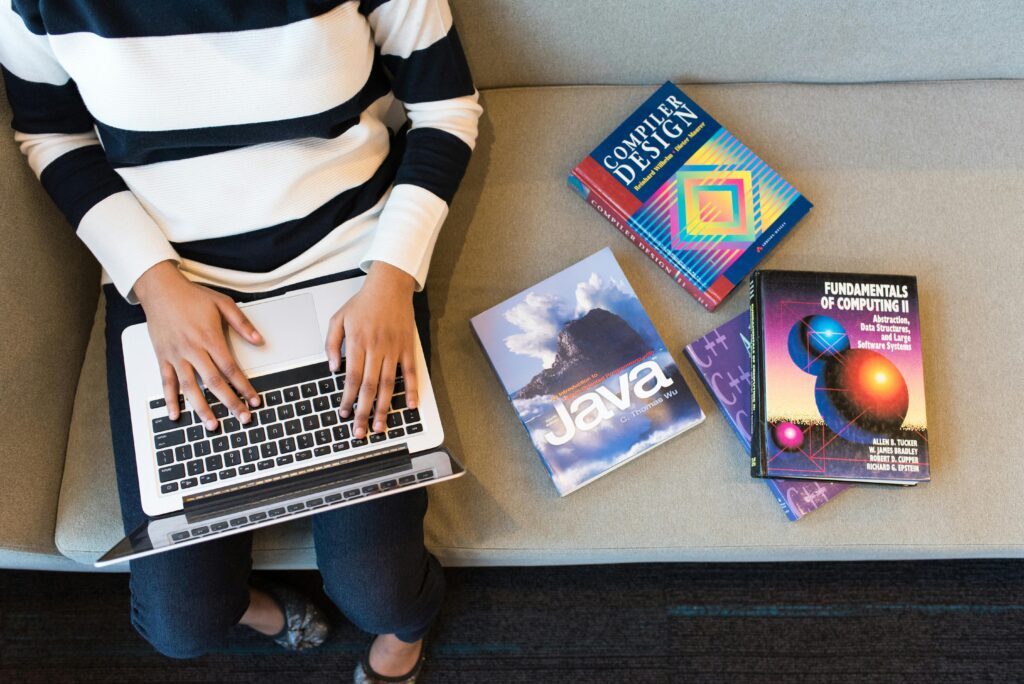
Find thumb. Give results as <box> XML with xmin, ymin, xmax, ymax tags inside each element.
<box><xmin>218</xmin><ymin>297</ymin><xmax>263</xmax><ymax>345</ymax></box>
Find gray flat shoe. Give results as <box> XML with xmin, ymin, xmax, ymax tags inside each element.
<box><xmin>353</xmin><ymin>637</ymin><xmax>426</xmax><ymax>683</ymax></box>
<box><xmin>256</xmin><ymin>579</ymin><xmax>330</xmax><ymax>651</ymax></box>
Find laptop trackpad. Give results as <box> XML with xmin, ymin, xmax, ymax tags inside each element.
<box><xmin>227</xmin><ymin>293</ymin><xmax>323</xmax><ymax>372</ymax></box>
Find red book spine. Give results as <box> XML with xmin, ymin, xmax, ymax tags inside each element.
<box><xmin>570</xmin><ymin>157</ymin><xmax>720</xmax><ymax>311</ymax></box>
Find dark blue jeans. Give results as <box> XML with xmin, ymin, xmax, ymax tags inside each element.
<box><xmin>104</xmin><ymin>270</ymin><xmax>443</xmax><ymax>659</ymax></box>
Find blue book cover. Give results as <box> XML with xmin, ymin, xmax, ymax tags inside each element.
<box><xmin>471</xmin><ymin>248</ymin><xmax>705</xmax><ymax>495</ymax></box>
<box><xmin>684</xmin><ymin>310</ymin><xmax>850</xmax><ymax>520</ymax></box>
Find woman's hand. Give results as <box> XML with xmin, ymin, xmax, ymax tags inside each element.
<box><xmin>134</xmin><ymin>260</ymin><xmax>263</xmax><ymax>430</ymax></box>
<box><xmin>325</xmin><ymin>261</ymin><xmax>419</xmax><ymax>439</ymax></box>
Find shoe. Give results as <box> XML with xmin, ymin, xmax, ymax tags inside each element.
<box><xmin>253</xmin><ymin>578</ymin><xmax>330</xmax><ymax>651</ymax></box>
<box><xmin>353</xmin><ymin>636</ymin><xmax>427</xmax><ymax>683</ymax></box>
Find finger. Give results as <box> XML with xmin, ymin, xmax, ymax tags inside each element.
<box><xmin>193</xmin><ymin>352</ymin><xmax>250</xmax><ymax>424</ymax></box>
<box><xmin>217</xmin><ymin>297</ymin><xmax>262</xmax><ymax>345</ymax></box>
<box><xmin>340</xmin><ymin>340</ymin><xmax>364</xmax><ymax>419</ymax></box>
<box><xmin>177</xmin><ymin>361</ymin><xmax>216</xmax><ymax>430</ymax></box>
<box><xmin>160</xmin><ymin>361</ymin><xmax>181</xmax><ymax>420</ymax></box>
<box><xmin>325</xmin><ymin>312</ymin><xmax>345</xmax><ymax>373</ymax></box>
<box><xmin>353</xmin><ymin>352</ymin><xmax>382</xmax><ymax>439</ymax></box>
<box><xmin>373</xmin><ymin>357</ymin><xmax>397</xmax><ymax>434</ymax></box>
<box><xmin>401</xmin><ymin>352</ymin><xmax>419</xmax><ymax>410</ymax></box>
<box><xmin>209</xmin><ymin>341</ymin><xmax>260</xmax><ymax>415</ymax></box>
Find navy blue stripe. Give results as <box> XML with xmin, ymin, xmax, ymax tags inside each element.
<box><xmin>12</xmin><ymin>0</ymin><xmax>352</xmax><ymax>37</ymax></box>
<box><xmin>39</xmin><ymin>146</ymin><xmax>128</xmax><ymax>227</ymax></box>
<box><xmin>1</xmin><ymin>67</ymin><xmax>94</xmax><ymax>134</ymax></box>
<box><xmin>394</xmin><ymin>127</ymin><xmax>471</xmax><ymax>204</ymax></box>
<box><xmin>170</xmin><ymin>130</ymin><xmax>405</xmax><ymax>272</ymax></box>
<box><xmin>383</xmin><ymin>26</ymin><xmax>475</xmax><ymax>104</ymax></box>
<box><xmin>97</xmin><ymin>59</ymin><xmax>391</xmax><ymax>168</ymax></box>
<box><xmin>357</xmin><ymin>0</ymin><xmax>391</xmax><ymax>16</ymax></box>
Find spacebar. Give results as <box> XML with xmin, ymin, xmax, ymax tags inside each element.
<box><xmin>250</xmin><ymin>361</ymin><xmax>332</xmax><ymax>393</ymax></box>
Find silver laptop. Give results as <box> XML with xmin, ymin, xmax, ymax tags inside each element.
<box><xmin>96</xmin><ymin>274</ymin><xmax>463</xmax><ymax>567</ymax></box>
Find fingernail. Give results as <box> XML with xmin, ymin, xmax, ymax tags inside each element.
<box><xmin>409</xmin><ymin>400</ymin><xmax>418</xmax><ymax>409</ymax></box>
<box><xmin>240</xmin><ymin>412</ymin><xmax>251</xmax><ymax>424</ymax></box>
<box><xmin>206</xmin><ymin>420</ymin><xmax>218</xmax><ymax>430</ymax></box>
<box><xmin>339</xmin><ymin>409</ymin><xmax>349</xmax><ymax>418</ymax></box>
<box><xmin>355</xmin><ymin>427</ymin><xmax>364</xmax><ymax>438</ymax></box>
<box><xmin>249</xmin><ymin>396</ymin><xmax>261</xmax><ymax>408</ymax></box>
<box><xmin>374</xmin><ymin>421</ymin><xmax>383</xmax><ymax>432</ymax></box>
<box><xmin>251</xmin><ymin>331</ymin><xmax>262</xmax><ymax>342</ymax></box>
<box><xmin>329</xmin><ymin>361</ymin><xmax>338</xmax><ymax>372</ymax></box>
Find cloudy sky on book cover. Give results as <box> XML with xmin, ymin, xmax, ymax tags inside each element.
<box><xmin>471</xmin><ymin>248</ymin><xmax>704</xmax><ymax>495</ymax></box>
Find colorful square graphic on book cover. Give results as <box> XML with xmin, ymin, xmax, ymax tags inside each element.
<box><xmin>672</xmin><ymin>168</ymin><xmax>756</xmax><ymax>250</ymax></box>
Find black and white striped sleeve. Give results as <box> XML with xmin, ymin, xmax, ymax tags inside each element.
<box><xmin>1</xmin><ymin>4</ymin><xmax>178</xmax><ymax>301</ymax></box>
<box><xmin>358</xmin><ymin>0</ymin><xmax>482</xmax><ymax>288</ymax></box>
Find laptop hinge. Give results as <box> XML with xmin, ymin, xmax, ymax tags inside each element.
<box><xmin>180</xmin><ymin>444</ymin><xmax>411</xmax><ymax>517</ymax></box>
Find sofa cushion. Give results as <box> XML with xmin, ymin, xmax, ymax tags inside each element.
<box><xmin>57</xmin><ymin>80</ymin><xmax>1024</xmax><ymax>567</ymax></box>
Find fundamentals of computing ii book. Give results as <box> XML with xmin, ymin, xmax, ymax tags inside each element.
<box><xmin>470</xmin><ymin>248</ymin><xmax>705</xmax><ymax>496</ymax></box>
<box><xmin>569</xmin><ymin>82</ymin><xmax>812</xmax><ymax>311</ymax></box>
<box><xmin>684</xmin><ymin>310</ymin><xmax>850</xmax><ymax>520</ymax></box>
<box><xmin>750</xmin><ymin>270</ymin><xmax>930</xmax><ymax>485</ymax></box>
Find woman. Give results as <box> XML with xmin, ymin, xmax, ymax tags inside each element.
<box><xmin>1</xmin><ymin>1</ymin><xmax>481</xmax><ymax>680</ymax></box>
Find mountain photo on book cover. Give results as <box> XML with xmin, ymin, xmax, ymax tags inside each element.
<box><xmin>471</xmin><ymin>249</ymin><xmax>704</xmax><ymax>495</ymax></box>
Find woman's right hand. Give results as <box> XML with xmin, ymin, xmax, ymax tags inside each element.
<box><xmin>133</xmin><ymin>260</ymin><xmax>263</xmax><ymax>430</ymax></box>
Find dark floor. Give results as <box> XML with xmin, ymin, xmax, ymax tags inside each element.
<box><xmin>1</xmin><ymin>560</ymin><xmax>1023</xmax><ymax>683</ymax></box>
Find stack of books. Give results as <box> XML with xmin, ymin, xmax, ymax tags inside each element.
<box><xmin>471</xmin><ymin>82</ymin><xmax>929</xmax><ymax>518</ymax></box>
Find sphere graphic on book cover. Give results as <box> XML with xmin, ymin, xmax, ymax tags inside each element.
<box><xmin>771</xmin><ymin>421</ymin><xmax>805</xmax><ymax>451</ymax></box>
<box><xmin>787</xmin><ymin>317</ymin><xmax>909</xmax><ymax>444</ymax></box>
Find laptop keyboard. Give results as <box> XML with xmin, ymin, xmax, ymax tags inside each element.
<box><xmin>150</xmin><ymin>361</ymin><xmax>423</xmax><ymax>495</ymax></box>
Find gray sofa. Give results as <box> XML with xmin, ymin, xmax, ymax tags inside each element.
<box><xmin>2</xmin><ymin>1</ymin><xmax>1022</xmax><ymax>571</ymax></box>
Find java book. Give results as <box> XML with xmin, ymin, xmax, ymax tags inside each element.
<box><xmin>750</xmin><ymin>270</ymin><xmax>930</xmax><ymax>484</ymax></box>
<box><xmin>684</xmin><ymin>310</ymin><xmax>850</xmax><ymax>520</ymax></box>
<box><xmin>569</xmin><ymin>82</ymin><xmax>812</xmax><ymax>312</ymax></box>
<box><xmin>470</xmin><ymin>248</ymin><xmax>705</xmax><ymax>496</ymax></box>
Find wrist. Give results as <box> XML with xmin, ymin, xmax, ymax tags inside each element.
<box><xmin>365</xmin><ymin>261</ymin><xmax>417</xmax><ymax>295</ymax></box>
<box><xmin>133</xmin><ymin>260</ymin><xmax>184</xmax><ymax>304</ymax></box>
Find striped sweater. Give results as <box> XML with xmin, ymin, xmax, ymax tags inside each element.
<box><xmin>0</xmin><ymin>0</ymin><xmax>482</xmax><ymax>300</ymax></box>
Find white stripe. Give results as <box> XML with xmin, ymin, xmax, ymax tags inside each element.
<box><xmin>115</xmin><ymin>101</ymin><xmax>393</xmax><ymax>241</ymax></box>
<box><xmin>406</xmin><ymin>91</ymin><xmax>482</xmax><ymax>148</ymax></box>
<box><xmin>13</xmin><ymin>130</ymin><xmax>101</xmax><ymax>176</ymax></box>
<box><xmin>0</xmin><ymin>6</ymin><xmax>69</xmax><ymax>84</ymax></box>
<box><xmin>368</xmin><ymin>0</ymin><xmax>452</xmax><ymax>58</ymax></box>
<box><xmin>360</xmin><ymin>183</ymin><xmax>448</xmax><ymax>289</ymax></box>
<box><xmin>77</xmin><ymin>191</ymin><xmax>180</xmax><ymax>301</ymax></box>
<box><xmin>48</xmin><ymin>3</ymin><xmax>374</xmax><ymax>131</ymax></box>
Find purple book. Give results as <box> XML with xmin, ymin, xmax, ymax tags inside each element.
<box><xmin>684</xmin><ymin>310</ymin><xmax>849</xmax><ymax>520</ymax></box>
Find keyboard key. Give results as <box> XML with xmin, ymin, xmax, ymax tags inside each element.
<box><xmin>387</xmin><ymin>428</ymin><xmax>405</xmax><ymax>439</ymax></box>
<box><xmin>279</xmin><ymin>437</ymin><xmax>296</xmax><ymax>453</ymax></box>
<box><xmin>318</xmin><ymin>379</ymin><xmax>334</xmax><ymax>394</ymax></box>
<box><xmin>267</xmin><ymin>424</ymin><xmax>284</xmax><ymax>440</ymax></box>
<box><xmin>181</xmin><ymin>477</ymin><xmax>198</xmax><ymax>489</ymax></box>
<box><xmin>391</xmin><ymin>393</ymin><xmax>407</xmax><ymax>410</ymax></box>
<box><xmin>150</xmin><ymin>398</ymin><xmax>166</xmax><ymax>409</ymax></box>
<box><xmin>344</xmin><ymin>489</ymin><xmax>361</xmax><ymax>499</ymax></box>
<box><xmin>205</xmin><ymin>454</ymin><xmax>223</xmax><ymax>471</ymax></box>
<box><xmin>314</xmin><ymin>446</ymin><xmax>331</xmax><ymax>457</ymax></box>
<box><xmin>276</xmin><ymin>455</ymin><xmax>294</xmax><ymax>466</ymax></box>
<box><xmin>296</xmin><ymin>450</ymin><xmax>313</xmax><ymax>461</ymax></box>
<box><xmin>362</xmin><ymin>484</ymin><xmax>380</xmax><ymax>494</ymax></box>
<box><xmin>159</xmin><ymin>464</ymin><xmax>185</xmax><ymax>483</ymax></box>
<box><xmin>200</xmin><ymin>473</ymin><xmax>218</xmax><ymax>485</ymax></box>
<box><xmin>306</xmin><ymin>497</ymin><xmax>323</xmax><ymax>507</ymax></box>
<box><xmin>265</xmin><ymin>390</ymin><xmax>283</xmax><ymax>406</ymax></box>
<box><xmin>319</xmin><ymin>410</ymin><xmax>338</xmax><ymax>427</ymax></box>
<box><xmin>186</xmin><ymin>460</ymin><xmax>204</xmax><ymax>476</ymax></box>
<box><xmin>416</xmin><ymin>471</ymin><xmax>433</xmax><ymax>481</ymax></box>
<box><xmin>332</xmin><ymin>441</ymin><xmax>350</xmax><ymax>452</ymax></box>
<box><xmin>332</xmin><ymin>425</ymin><xmax>350</xmax><ymax>441</ymax></box>
<box><xmin>301</xmin><ymin>383</ymin><xmax>317</xmax><ymax>398</ymax></box>
<box><xmin>261</xmin><ymin>442</ymin><xmax>278</xmax><ymax>459</ymax></box>
<box><xmin>403</xmin><ymin>408</ymin><xmax>420</xmax><ymax>424</ymax></box>
<box><xmin>315</xmin><ymin>429</ymin><xmax>332</xmax><ymax>445</ymax></box>
<box><xmin>296</xmin><ymin>400</ymin><xmax>312</xmax><ymax>416</ymax></box>
<box><xmin>249</xmin><ymin>512</ymin><xmax>268</xmax><ymax>522</ymax></box>
<box><xmin>219</xmin><ymin>468</ymin><xmax>237</xmax><ymax>480</ymax></box>
<box><xmin>257</xmin><ymin>460</ymin><xmax>274</xmax><ymax>471</ymax></box>
<box><xmin>258</xmin><ymin>408</ymin><xmax>277</xmax><ymax>424</ymax></box>
<box><xmin>380</xmin><ymin>479</ymin><xmax>397</xmax><ymax>491</ymax></box>
<box><xmin>335</xmin><ymin>376</ymin><xmax>346</xmax><ymax>392</ymax></box>
<box><xmin>386</xmin><ymin>412</ymin><xmax>403</xmax><ymax>428</ymax></box>
<box><xmin>160</xmin><ymin>483</ymin><xmax>178</xmax><ymax>494</ymax></box>
<box><xmin>242</xmin><ymin>447</ymin><xmax>260</xmax><ymax>462</ymax></box>
<box><xmin>330</xmin><ymin>392</ymin><xmax>343</xmax><ymax>407</ymax></box>
<box><xmin>283</xmin><ymin>387</ymin><xmax>300</xmax><ymax>402</ymax></box>
<box><xmin>303</xmin><ymin>415</ymin><xmax>320</xmax><ymax>431</ymax></box>
<box><xmin>152</xmin><ymin>413</ymin><xmax>192</xmax><ymax>433</ymax></box>
<box><xmin>186</xmin><ymin>425</ymin><xmax>205</xmax><ymax>442</ymax></box>
<box><xmin>211</xmin><ymin>404</ymin><xmax>229</xmax><ymax>419</ymax></box>
<box><xmin>394</xmin><ymin>376</ymin><xmax>405</xmax><ymax>393</ymax></box>
<box><xmin>313</xmin><ymin>396</ymin><xmax>330</xmax><ymax>412</ymax></box>
<box><xmin>230</xmin><ymin>517</ymin><xmax>248</xmax><ymax>526</ymax></box>
<box><xmin>156</xmin><ymin>449</ymin><xmax>174</xmax><ymax>466</ymax></box>
<box><xmin>212</xmin><ymin>436</ymin><xmax>229</xmax><ymax>452</ymax></box>
<box><xmin>230</xmin><ymin>433</ymin><xmax>247</xmax><ymax>448</ymax></box>
<box><xmin>204</xmin><ymin>423</ymin><xmax>222</xmax><ymax>437</ymax></box>
<box><xmin>298</xmin><ymin>434</ymin><xmax>314</xmax><ymax>449</ymax></box>
<box><xmin>284</xmin><ymin>419</ymin><xmax>302</xmax><ymax>436</ymax></box>
<box><xmin>370</xmin><ymin>433</ymin><xmax>386</xmax><ymax>443</ymax></box>
<box><xmin>268</xmin><ymin>507</ymin><xmax>286</xmax><ymax>517</ymax></box>
<box><xmin>239</xmin><ymin>464</ymin><xmax>256</xmax><ymax>474</ymax></box>
<box><xmin>407</xmin><ymin>423</ymin><xmax>423</xmax><ymax>434</ymax></box>
<box><xmin>278</xmin><ymin>404</ymin><xmax>295</xmax><ymax>420</ymax></box>
<box><xmin>190</xmin><ymin>526</ymin><xmax>208</xmax><ymax>537</ymax></box>
<box><xmin>225</xmin><ymin>450</ymin><xmax>242</xmax><ymax>467</ymax></box>
<box><xmin>248</xmin><ymin>427</ymin><xmax>266</xmax><ymax>443</ymax></box>
<box><xmin>222</xmin><ymin>417</ymin><xmax>240</xmax><ymax>433</ymax></box>
<box><xmin>211</xmin><ymin>522</ymin><xmax>229</xmax><ymax>532</ymax></box>
<box><xmin>398</xmin><ymin>475</ymin><xmax>416</xmax><ymax>485</ymax></box>
<box><xmin>154</xmin><ymin>430</ymin><xmax>186</xmax><ymax>450</ymax></box>
<box><xmin>287</xmin><ymin>503</ymin><xmax>305</xmax><ymax>512</ymax></box>
<box><xmin>351</xmin><ymin>437</ymin><xmax>368</xmax><ymax>448</ymax></box>
<box><xmin>174</xmin><ymin>444</ymin><xmax>193</xmax><ymax>462</ymax></box>
<box><xmin>325</xmin><ymin>493</ymin><xmax>343</xmax><ymax>503</ymax></box>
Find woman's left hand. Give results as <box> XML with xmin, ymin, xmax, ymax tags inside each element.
<box><xmin>325</xmin><ymin>262</ymin><xmax>420</xmax><ymax>439</ymax></box>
